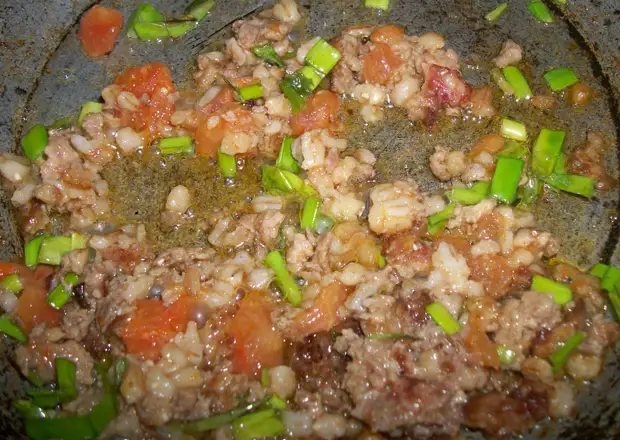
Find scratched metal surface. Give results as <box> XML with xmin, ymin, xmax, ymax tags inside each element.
<box><xmin>0</xmin><ymin>0</ymin><xmax>618</xmax><ymax>438</ymax></box>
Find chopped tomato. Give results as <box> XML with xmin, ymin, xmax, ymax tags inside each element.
<box><xmin>291</xmin><ymin>91</ymin><xmax>341</xmax><ymax>136</ymax></box>
<box><xmin>114</xmin><ymin>62</ymin><xmax>176</xmax><ymax>143</ymax></box>
<box><xmin>362</xmin><ymin>43</ymin><xmax>403</xmax><ymax>85</ymax></box>
<box><xmin>77</xmin><ymin>5</ymin><xmax>123</xmax><ymax>58</ymax></box>
<box><xmin>293</xmin><ymin>282</ymin><xmax>350</xmax><ymax>337</ymax></box>
<box><xmin>0</xmin><ymin>262</ymin><xmax>19</xmax><ymax>277</ymax></box>
<box><xmin>228</xmin><ymin>292</ymin><xmax>284</xmax><ymax>377</ymax></box>
<box><xmin>195</xmin><ymin>105</ymin><xmax>254</xmax><ymax>157</ymax></box>
<box><xmin>15</xmin><ymin>265</ymin><xmax>60</xmax><ymax>333</ymax></box>
<box><xmin>370</xmin><ymin>25</ymin><xmax>405</xmax><ymax>45</ymax></box>
<box><xmin>469</xmin><ymin>134</ymin><xmax>504</xmax><ymax>158</ymax></box>
<box><xmin>120</xmin><ymin>296</ymin><xmax>194</xmax><ymax>361</ymax></box>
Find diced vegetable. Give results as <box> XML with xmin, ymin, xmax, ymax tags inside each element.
<box><xmin>299</xmin><ymin>66</ymin><xmax>323</xmax><ymax>91</ymax></box>
<box><xmin>114</xmin><ymin>358</ymin><xmax>127</xmax><ymax>387</ymax></box>
<box><xmin>428</xmin><ymin>202</ymin><xmax>456</xmax><ymax>227</ymax></box>
<box><xmin>553</xmin><ymin>152</ymin><xmax>568</xmax><ymax>174</ymax></box>
<box><xmin>233</xmin><ymin>409</ymin><xmax>285</xmax><ymax>440</ymax></box>
<box><xmin>517</xmin><ymin>173</ymin><xmax>542</xmax><ymax>210</ymax></box>
<box><xmin>500</xmin><ymin>118</ymin><xmax>527</xmax><ymax>141</ymax></box>
<box><xmin>280</xmin><ymin>72</ymin><xmax>313</xmax><ymax>112</ymax></box>
<box><xmin>171</xmin><ymin>399</ymin><xmax>267</xmax><ymax>433</ymax></box>
<box><xmin>267</xmin><ymin>394</ymin><xmax>287</xmax><ymax>410</ymax></box>
<box><xmin>314</xmin><ymin>214</ymin><xmax>335</xmax><ymax>234</ymax></box>
<box><xmin>71</xmin><ymin>233</ymin><xmax>88</xmax><ymax>250</ymax></box>
<box><xmin>532</xmin><ymin>128</ymin><xmax>565</xmax><ymax>177</ymax></box>
<box><xmin>260</xmin><ymin>368</ymin><xmax>270</xmax><ymax>387</ymax></box>
<box><xmin>265</xmin><ymin>251</ymin><xmax>301</xmax><ymax>306</ymax></box>
<box><xmin>261</xmin><ymin>165</ymin><xmax>317</xmax><ymax>197</ymax></box>
<box><xmin>37</xmin><ymin>236</ymin><xmax>73</xmax><ymax>266</ymax></box>
<box><xmin>366</xmin><ymin>333</ymin><xmax>416</xmax><ymax>340</ymax></box>
<box><xmin>611</xmin><ymin>282</ymin><xmax>620</xmax><ymax>320</ymax></box>
<box><xmin>27</xmin><ymin>358</ymin><xmax>77</xmax><ymax>408</ymax></box>
<box><xmin>502</xmin><ymin>66</ymin><xmax>533</xmax><ymax>99</ymax></box>
<box><xmin>364</xmin><ymin>0</ymin><xmax>390</xmax><ymax>10</ymax></box>
<box><xmin>531</xmin><ymin>274</ymin><xmax>572</xmax><ymax>305</ymax></box>
<box><xmin>238</xmin><ymin>84</ymin><xmax>263</xmax><ymax>102</ymax></box>
<box><xmin>21</xmin><ymin>124</ymin><xmax>48</xmax><ymax>161</ymax></box>
<box><xmin>252</xmin><ymin>44</ymin><xmax>284</xmax><ymax>68</ymax></box>
<box><xmin>159</xmin><ymin>136</ymin><xmax>194</xmax><ymax>154</ymax></box>
<box><xmin>544</xmin><ymin>67</ymin><xmax>579</xmax><ymax>91</ymax></box>
<box><xmin>49</xmin><ymin>116</ymin><xmax>74</xmax><ymax>130</ymax></box>
<box><xmin>78</xmin><ymin>101</ymin><xmax>103</xmax><ymax>125</ymax></box>
<box><xmin>601</xmin><ymin>266</ymin><xmax>620</xmax><ymax>292</ymax></box>
<box><xmin>304</xmin><ymin>39</ymin><xmax>342</xmax><ymax>76</ymax></box>
<box><xmin>544</xmin><ymin>173</ymin><xmax>595</xmax><ymax>198</ymax></box>
<box><xmin>426</xmin><ymin>302</ymin><xmax>462</xmax><ymax>335</ymax></box>
<box><xmin>497</xmin><ymin>344</ymin><xmax>516</xmax><ymax>364</ymax></box>
<box><xmin>490</xmin><ymin>156</ymin><xmax>524</xmax><ymax>204</ymax></box>
<box><xmin>1</xmin><ymin>274</ymin><xmax>23</xmax><ymax>294</ymax></box>
<box><xmin>448</xmin><ymin>182</ymin><xmax>490</xmax><ymax>205</ymax></box>
<box><xmin>490</xmin><ymin>68</ymin><xmax>515</xmax><ymax>95</ymax></box>
<box><xmin>497</xmin><ymin>140</ymin><xmax>529</xmax><ymax>159</ymax></box>
<box><xmin>46</xmin><ymin>272</ymin><xmax>79</xmax><ymax>310</ymax></box>
<box><xmin>186</xmin><ymin>0</ymin><xmax>215</xmax><ymax>21</ymax></box>
<box><xmin>217</xmin><ymin>150</ymin><xmax>237</xmax><ymax>178</ymax></box>
<box><xmin>275</xmin><ymin>136</ymin><xmax>300</xmax><ymax>173</ymax></box>
<box><xmin>77</xmin><ymin>5</ymin><xmax>124</xmax><ymax>58</ymax></box>
<box><xmin>0</xmin><ymin>314</ymin><xmax>27</xmax><ymax>343</ymax></box>
<box><xmin>300</xmin><ymin>197</ymin><xmax>321</xmax><ymax>230</ymax></box>
<box><xmin>527</xmin><ymin>0</ymin><xmax>554</xmax><ymax>23</ymax></box>
<box><xmin>127</xmin><ymin>3</ymin><xmax>163</xmax><ymax>37</ymax></box>
<box><xmin>485</xmin><ymin>2</ymin><xmax>508</xmax><ymax>21</ymax></box>
<box><xmin>549</xmin><ymin>332</ymin><xmax>585</xmax><ymax>372</ymax></box>
<box><xmin>134</xmin><ymin>20</ymin><xmax>198</xmax><ymax>40</ymax></box>
<box><xmin>589</xmin><ymin>263</ymin><xmax>610</xmax><ymax>279</ymax></box>
<box><xmin>377</xmin><ymin>251</ymin><xmax>386</xmax><ymax>269</ymax></box>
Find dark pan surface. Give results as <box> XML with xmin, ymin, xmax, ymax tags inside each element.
<box><xmin>0</xmin><ymin>1</ymin><xmax>618</xmax><ymax>438</ymax></box>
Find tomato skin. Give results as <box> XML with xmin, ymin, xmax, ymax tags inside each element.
<box><xmin>120</xmin><ymin>296</ymin><xmax>194</xmax><ymax>361</ymax></box>
<box><xmin>114</xmin><ymin>62</ymin><xmax>176</xmax><ymax>143</ymax></box>
<box><xmin>0</xmin><ymin>262</ymin><xmax>19</xmax><ymax>277</ymax></box>
<box><xmin>77</xmin><ymin>5</ymin><xmax>123</xmax><ymax>58</ymax></box>
<box><xmin>228</xmin><ymin>292</ymin><xmax>284</xmax><ymax>378</ymax></box>
<box><xmin>370</xmin><ymin>25</ymin><xmax>405</xmax><ymax>45</ymax></box>
<box><xmin>362</xmin><ymin>43</ymin><xmax>403</xmax><ymax>85</ymax></box>
<box><xmin>290</xmin><ymin>91</ymin><xmax>341</xmax><ymax>136</ymax></box>
<box><xmin>293</xmin><ymin>282</ymin><xmax>350</xmax><ymax>337</ymax></box>
<box><xmin>14</xmin><ymin>265</ymin><xmax>60</xmax><ymax>333</ymax></box>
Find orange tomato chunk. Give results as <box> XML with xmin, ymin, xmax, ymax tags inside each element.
<box><xmin>362</xmin><ymin>42</ymin><xmax>403</xmax><ymax>85</ymax></box>
<box><xmin>15</xmin><ymin>265</ymin><xmax>60</xmax><ymax>333</ymax></box>
<box><xmin>293</xmin><ymin>282</ymin><xmax>350</xmax><ymax>337</ymax></box>
<box><xmin>290</xmin><ymin>91</ymin><xmax>341</xmax><ymax>136</ymax></box>
<box><xmin>77</xmin><ymin>5</ymin><xmax>123</xmax><ymax>58</ymax></box>
<box><xmin>370</xmin><ymin>25</ymin><xmax>405</xmax><ymax>45</ymax></box>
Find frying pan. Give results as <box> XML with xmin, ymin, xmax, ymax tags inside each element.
<box><xmin>0</xmin><ymin>0</ymin><xmax>618</xmax><ymax>438</ymax></box>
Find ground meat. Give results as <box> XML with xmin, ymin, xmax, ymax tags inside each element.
<box><xmin>568</xmin><ymin>131</ymin><xmax>615</xmax><ymax>190</ymax></box>
<box><xmin>492</xmin><ymin>40</ymin><xmax>523</xmax><ymax>68</ymax></box>
<box><xmin>429</xmin><ymin>147</ymin><xmax>469</xmax><ymax>181</ymax></box>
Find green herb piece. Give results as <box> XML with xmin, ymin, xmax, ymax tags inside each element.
<box><xmin>24</xmin><ymin>235</ymin><xmax>49</xmax><ymax>268</ymax></box>
<box><xmin>275</xmin><ymin>136</ymin><xmax>300</xmax><ymax>174</ymax></box>
<box><xmin>252</xmin><ymin>44</ymin><xmax>284</xmax><ymax>68</ymax></box>
<box><xmin>544</xmin><ymin>173</ymin><xmax>595</xmax><ymax>198</ymax></box>
<box><xmin>502</xmin><ymin>66</ymin><xmax>533</xmax><ymax>99</ymax></box>
<box><xmin>532</xmin><ymin>128</ymin><xmax>566</xmax><ymax>177</ymax></box>
<box><xmin>485</xmin><ymin>2</ymin><xmax>508</xmax><ymax>21</ymax></box>
<box><xmin>426</xmin><ymin>302</ymin><xmax>462</xmax><ymax>335</ymax></box>
<box><xmin>37</xmin><ymin>236</ymin><xmax>73</xmax><ymax>266</ymax></box>
<box><xmin>171</xmin><ymin>399</ymin><xmax>267</xmax><ymax>433</ymax></box>
<box><xmin>500</xmin><ymin>118</ymin><xmax>528</xmax><ymax>141</ymax></box>
<box><xmin>186</xmin><ymin>0</ymin><xmax>215</xmax><ymax>21</ymax></box>
<box><xmin>134</xmin><ymin>20</ymin><xmax>198</xmax><ymax>40</ymax></box>
<box><xmin>601</xmin><ymin>266</ymin><xmax>620</xmax><ymax>292</ymax></box>
<box><xmin>27</xmin><ymin>358</ymin><xmax>77</xmax><ymax>408</ymax></box>
<box><xmin>490</xmin><ymin>156</ymin><xmax>525</xmax><ymax>204</ymax></box>
<box><xmin>544</xmin><ymin>67</ymin><xmax>579</xmax><ymax>91</ymax></box>
<box><xmin>491</xmin><ymin>68</ymin><xmax>515</xmax><ymax>95</ymax></box>
<box><xmin>553</xmin><ymin>152</ymin><xmax>568</xmax><ymax>174</ymax></box>
<box><xmin>528</xmin><ymin>0</ymin><xmax>554</xmax><ymax>23</ymax></box>
<box><xmin>21</xmin><ymin>124</ymin><xmax>48</xmax><ymax>161</ymax></box>
<box><xmin>517</xmin><ymin>173</ymin><xmax>542</xmax><ymax>210</ymax></box>
<box><xmin>46</xmin><ymin>272</ymin><xmax>79</xmax><ymax>310</ymax></box>
<box><xmin>232</xmin><ymin>409</ymin><xmax>285</xmax><ymax>440</ymax></box>
<box><xmin>314</xmin><ymin>214</ymin><xmax>335</xmax><ymax>235</ymax></box>
<box><xmin>127</xmin><ymin>3</ymin><xmax>163</xmax><ymax>38</ymax></box>
<box><xmin>261</xmin><ymin>165</ymin><xmax>317</xmax><ymax>197</ymax></box>
<box><xmin>497</xmin><ymin>344</ymin><xmax>516</xmax><ymax>364</ymax></box>
<box><xmin>549</xmin><ymin>332</ymin><xmax>585</xmax><ymax>372</ymax></box>
<box><xmin>280</xmin><ymin>70</ymin><xmax>315</xmax><ymax>112</ymax></box>
<box><xmin>78</xmin><ymin>102</ymin><xmax>103</xmax><ymax>125</ymax></box>
<box><xmin>304</xmin><ymin>39</ymin><xmax>342</xmax><ymax>76</ymax></box>
<box><xmin>260</xmin><ymin>368</ymin><xmax>270</xmax><ymax>387</ymax></box>
<box><xmin>50</xmin><ymin>116</ymin><xmax>74</xmax><ymax>130</ymax></box>
<box><xmin>447</xmin><ymin>182</ymin><xmax>490</xmax><ymax>205</ymax></box>
<box><xmin>300</xmin><ymin>197</ymin><xmax>321</xmax><ymax>230</ymax></box>
<box><xmin>239</xmin><ymin>83</ymin><xmax>263</xmax><ymax>102</ymax></box>
<box><xmin>531</xmin><ymin>274</ymin><xmax>572</xmax><ymax>305</ymax></box>
<box><xmin>1</xmin><ymin>274</ymin><xmax>23</xmax><ymax>294</ymax></box>
<box><xmin>589</xmin><ymin>263</ymin><xmax>610</xmax><ymax>279</ymax></box>
<box><xmin>0</xmin><ymin>314</ymin><xmax>27</xmax><ymax>343</ymax></box>
<box><xmin>217</xmin><ymin>150</ymin><xmax>237</xmax><ymax>178</ymax></box>
<box><xmin>267</xmin><ymin>394</ymin><xmax>287</xmax><ymax>410</ymax></box>
<box><xmin>115</xmin><ymin>359</ymin><xmax>127</xmax><ymax>388</ymax></box>
<box><xmin>265</xmin><ymin>250</ymin><xmax>302</xmax><ymax>306</ymax></box>
<box><xmin>299</xmin><ymin>66</ymin><xmax>323</xmax><ymax>91</ymax></box>
<box><xmin>159</xmin><ymin>136</ymin><xmax>194</xmax><ymax>155</ymax></box>
<box><xmin>364</xmin><ymin>0</ymin><xmax>390</xmax><ymax>10</ymax></box>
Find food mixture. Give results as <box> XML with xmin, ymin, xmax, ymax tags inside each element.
<box><xmin>1</xmin><ymin>1</ymin><xmax>619</xmax><ymax>439</ymax></box>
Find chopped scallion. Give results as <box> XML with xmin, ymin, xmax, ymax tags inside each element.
<box><xmin>304</xmin><ymin>39</ymin><xmax>342</xmax><ymax>76</ymax></box>
<box><xmin>553</xmin><ymin>152</ymin><xmax>568</xmax><ymax>174</ymax></box>
<box><xmin>1</xmin><ymin>274</ymin><xmax>23</xmax><ymax>294</ymax></box>
<box><xmin>261</xmin><ymin>165</ymin><xmax>317</xmax><ymax>197</ymax></box>
<box><xmin>428</xmin><ymin>202</ymin><xmax>456</xmax><ymax>227</ymax></box>
<box><xmin>300</xmin><ymin>197</ymin><xmax>321</xmax><ymax>230</ymax></box>
<box><xmin>611</xmin><ymin>282</ymin><xmax>620</xmax><ymax>320</ymax></box>
<box><xmin>531</xmin><ymin>274</ymin><xmax>572</xmax><ymax>305</ymax></box>
<box><xmin>252</xmin><ymin>44</ymin><xmax>284</xmax><ymax>68</ymax></box>
<box><xmin>377</xmin><ymin>251</ymin><xmax>386</xmax><ymax>269</ymax></box>
<box><xmin>0</xmin><ymin>314</ymin><xmax>27</xmax><ymax>343</ymax></box>
<box><xmin>497</xmin><ymin>140</ymin><xmax>529</xmax><ymax>159</ymax></box>
<box><xmin>517</xmin><ymin>173</ymin><xmax>542</xmax><ymax>210</ymax></box>
<box><xmin>127</xmin><ymin>3</ymin><xmax>163</xmax><ymax>38</ymax></box>
<box><xmin>232</xmin><ymin>409</ymin><xmax>285</xmax><ymax>440</ymax></box>
<box><xmin>299</xmin><ymin>65</ymin><xmax>324</xmax><ymax>91</ymax></box>
<box><xmin>134</xmin><ymin>20</ymin><xmax>198</xmax><ymax>40</ymax></box>
<box><xmin>544</xmin><ymin>173</ymin><xmax>595</xmax><ymax>198</ymax></box>
<box><xmin>497</xmin><ymin>344</ymin><xmax>516</xmax><ymax>364</ymax></box>
<box><xmin>260</xmin><ymin>368</ymin><xmax>270</xmax><ymax>387</ymax></box>
<box><xmin>528</xmin><ymin>0</ymin><xmax>554</xmax><ymax>22</ymax></box>
<box><xmin>589</xmin><ymin>263</ymin><xmax>610</xmax><ymax>279</ymax></box>
<box><xmin>238</xmin><ymin>83</ymin><xmax>263</xmax><ymax>102</ymax></box>
<box><xmin>447</xmin><ymin>182</ymin><xmax>490</xmax><ymax>205</ymax></box>
<box><xmin>544</xmin><ymin>67</ymin><xmax>579</xmax><ymax>91</ymax></box>
<box><xmin>78</xmin><ymin>101</ymin><xmax>103</xmax><ymax>125</ymax></box>
<box><xmin>159</xmin><ymin>136</ymin><xmax>194</xmax><ymax>155</ymax></box>
<box><xmin>275</xmin><ymin>136</ymin><xmax>300</xmax><ymax>174</ymax></box>
<box><xmin>500</xmin><ymin>118</ymin><xmax>527</xmax><ymax>141</ymax></box>
<box><xmin>502</xmin><ymin>66</ymin><xmax>533</xmax><ymax>99</ymax></box>
<box><xmin>426</xmin><ymin>302</ymin><xmax>462</xmax><ymax>335</ymax></box>
<box><xmin>314</xmin><ymin>214</ymin><xmax>335</xmax><ymax>235</ymax></box>
<box><xmin>280</xmin><ymin>72</ymin><xmax>314</xmax><ymax>112</ymax></box>
<box><xmin>265</xmin><ymin>250</ymin><xmax>302</xmax><ymax>306</ymax></box>
<box><xmin>267</xmin><ymin>394</ymin><xmax>287</xmax><ymax>410</ymax></box>
<box><xmin>601</xmin><ymin>266</ymin><xmax>620</xmax><ymax>293</ymax></box>
<box><xmin>186</xmin><ymin>0</ymin><xmax>215</xmax><ymax>22</ymax></box>
<box><xmin>485</xmin><ymin>2</ymin><xmax>508</xmax><ymax>21</ymax></box>
<box><xmin>170</xmin><ymin>399</ymin><xmax>267</xmax><ymax>433</ymax></box>
<box><xmin>549</xmin><ymin>332</ymin><xmax>585</xmax><ymax>372</ymax></box>
<box><xmin>71</xmin><ymin>232</ymin><xmax>88</xmax><ymax>250</ymax></box>
<box><xmin>47</xmin><ymin>272</ymin><xmax>79</xmax><ymax>310</ymax></box>
<box><xmin>21</xmin><ymin>124</ymin><xmax>48</xmax><ymax>161</ymax></box>
<box><xmin>38</xmin><ymin>236</ymin><xmax>73</xmax><ymax>266</ymax></box>
<box><xmin>217</xmin><ymin>150</ymin><xmax>237</xmax><ymax>178</ymax></box>
<box><xmin>27</xmin><ymin>358</ymin><xmax>78</xmax><ymax>408</ymax></box>
<box><xmin>364</xmin><ymin>0</ymin><xmax>390</xmax><ymax>10</ymax></box>
<box><xmin>24</xmin><ymin>234</ymin><xmax>49</xmax><ymax>268</ymax></box>
<box><xmin>490</xmin><ymin>156</ymin><xmax>524</xmax><ymax>204</ymax></box>
<box><xmin>532</xmin><ymin>128</ymin><xmax>566</xmax><ymax>177</ymax></box>
<box><xmin>491</xmin><ymin>68</ymin><xmax>515</xmax><ymax>95</ymax></box>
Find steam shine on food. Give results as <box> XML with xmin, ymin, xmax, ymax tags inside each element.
<box><xmin>0</xmin><ymin>1</ymin><xmax>618</xmax><ymax>439</ymax></box>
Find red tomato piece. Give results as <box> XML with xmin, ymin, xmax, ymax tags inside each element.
<box><xmin>292</xmin><ymin>282</ymin><xmax>350</xmax><ymax>337</ymax></box>
<box><xmin>290</xmin><ymin>90</ymin><xmax>341</xmax><ymax>136</ymax></box>
<box><xmin>77</xmin><ymin>5</ymin><xmax>124</xmax><ymax>58</ymax></box>
<box><xmin>370</xmin><ymin>25</ymin><xmax>405</xmax><ymax>45</ymax></box>
<box><xmin>15</xmin><ymin>265</ymin><xmax>60</xmax><ymax>333</ymax></box>
<box><xmin>362</xmin><ymin>42</ymin><xmax>403</xmax><ymax>85</ymax></box>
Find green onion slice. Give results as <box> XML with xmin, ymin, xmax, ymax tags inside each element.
<box><xmin>364</xmin><ymin>0</ymin><xmax>390</xmax><ymax>10</ymax></box>
<box><xmin>502</xmin><ymin>66</ymin><xmax>533</xmax><ymax>100</ymax></box>
<box><xmin>544</xmin><ymin>67</ymin><xmax>579</xmax><ymax>91</ymax></box>
<box><xmin>532</xmin><ymin>128</ymin><xmax>565</xmax><ymax>177</ymax></box>
<box><xmin>544</xmin><ymin>173</ymin><xmax>595</xmax><ymax>198</ymax></box>
<box><xmin>490</xmin><ymin>156</ymin><xmax>524</xmax><ymax>204</ymax></box>
<box><xmin>238</xmin><ymin>84</ymin><xmax>263</xmax><ymax>102</ymax></box>
<box><xmin>267</xmin><ymin>394</ymin><xmax>287</xmax><ymax>410</ymax></box>
<box><xmin>265</xmin><ymin>250</ymin><xmax>302</xmax><ymax>306</ymax></box>
<box><xmin>497</xmin><ymin>344</ymin><xmax>516</xmax><ymax>364</ymax></box>
<box><xmin>275</xmin><ymin>136</ymin><xmax>300</xmax><ymax>174</ymax></box>
<box><xmin>159</xmin><ymin>136</ymin><xmax>194</xmax><ymax>155</ymax></box>
<box><xmin>485</xmin><ymin>3</ymin><xmax>508</xmax><ymax>21</ymax></box>
<box><xmin>261</xmin><ymin>165</ymin><xmax>317</xmax><ymax>197</ymax></box>
<box><xmin>78</xmin><ymin>101</ymin><xmax>103</xmax><ymax>125</ymax></box>
<box><xmin>428</xmin><ymin>202</ymin><xmax>456</xmax><ymax>227</ymax></box>
<box><xmin>553</xmin><ymin>152</ymin><xmax>568</xmax><ymax>174</ymax></box>
<box><xmin>127</xmin><ymin>3</ymin><xmax>163</xmax><ymax>38</ymax></box>
<box><xmin>611</xmin><ymin>282</ymin><xmax>620</xmax><ymax>320</ymax></box>
<box><xmin>27</xmin><ymin>358</ymin><xmax>78</xmax><ymax>408</ymax></box>
<box><xmin>516</xmin><ymin>173</ymin><xmax>542</xmax><ymax>210</ymax></box>
<box><xmin>38</xmin><ymin>236</ymin><xmax>73</xmax><ymax>266</ymax></box>
<box><xmin>491</xmin><ymin>68</ymin><xmax>515</xmax><ymax>95</ymax></box>
<box><xmin>300</xmin><ymin>197</ymin><xmax>321</xmax><ymax>230</ymax></box>
<box><xmin>497</xmin><ymin>140</ymin><xmax>529</xmax><ymax>159</ymax></box>
<box><xmin>260</xmin><ymin>368</ymin><xmax>270</xmax><ymax>387</ymax></box>
<box><xmin>314</xmin><ymin>214</ymin><xmax>335</xmax><ymax>235</ymax></box>
<box><xmin>601</xmin><ymin>266</ymin><xmax>620</xmax><ymax>293</ymax></box>
<box><xmin>232</xmin><ymin>409</ymin><xmax>285</xmax><ymax>440</ymax></box>
<box><xmin>304</xmin><ymin>39</ymin><xmax>342</xmax><ymax>76</ymax></box>
<box><xmin>531</xmin><ymin>274</ymin><xmax>572</xmax><ymax>305</ymax></box>
<box><xmin>134</xmin><ymin>20</ymin><xmax>198</xmax><ymax>40</ymax></box>
<box><xmin>528</xmin><ymin>0</ymin><xmax>555</xmax><ymax>23</ymax></box>
<box><xmin>186</xmin><ymin>0</ymin><xmax>215</xmax><ymax>22</ymax></box>
<box><xmin>589</xmin><ymin>263</ymin><xmax>610</xmax><ymax>279</ymax></box>
<box><xmin>252</xmin><ymin>44</ymin><xmax>284</xmax><ymax>68</ymax></box>
<box><xmin>0</xmin><ymin>314</ymin><xmax>27</xmax><ymax>343</ymax></box>
<box><xmin>426</xmin><ymin>302</ymin><xmax>462</xmax><ymax>335</ymax></box>
<box><xmin>24</xmin><ymin>234</ymin><xmax>49</xmax><ymax>268</ymax></box>
<box><xmin>170</xmin><ymin>399</ymin><xmax>267</xmax><ymax>433</ymax></box>
<box><xmin>447</xmin><ymin>182</ymin><xmax>490</xmax><ymax>205</ymax></box>
<box><xmin>217</xmin><ymin>150</ymin><xmax>237</xmax><ymax>178</ymax></box>
<box><xmin>1</xmin><ymin>274</ymin><xmax>23</xmax><ymax>294</ymax></box>
<box><xmin>299</xmin><ymin>66</ymin><xmax>323</xmax><ymax>91</ymax></box>
<box><xmin>47</xmin><ymin>272</ymin><xmax>79</xmax><ymax>310</ymax></box>
<box><xmin>21</xmin><ymin>124</ymin><xmax>48</xmax><ymax>161</ymax></box>
<box><xmin>500</xmin><ymin>118</ymin><xmax>528</xmax><ymax>141</ymax></box>
<box><xmin>549</xmin><ymin>332</ymin><xmax>585</xmax><ymax>372</ymax></box>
